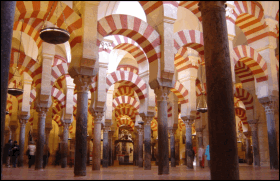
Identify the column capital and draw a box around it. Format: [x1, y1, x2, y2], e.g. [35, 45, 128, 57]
[247, 119, 258, 132]
[35, 106, 49, 117]
[181, 118, 194, 128]
[73, 74, 93, 93]
[108, 130, 115, 137]
[92, 110, 104, 123]
[264, 18, 278, 34]
[198, 1, 227, 12]
[103, 126, 110, 134]
[19, 119, 28, 125]
[168, 128, 176, 136]
[137, 127, 144, 136]
[62, 122, 71, 130]
[243, 131, 251, 138]
[154, 86, 170, 102]
[195, 127, 204, 137]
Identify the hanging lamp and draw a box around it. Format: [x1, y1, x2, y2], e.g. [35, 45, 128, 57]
[197, 64, 208, 113]
[7, 20, 24, 96]
[40, 1, 70, 44]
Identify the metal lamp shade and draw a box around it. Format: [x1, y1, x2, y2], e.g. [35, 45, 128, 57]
[7, 88, 24, 96]
[197, 93, 208, 113]
[40, 27, 70, 44]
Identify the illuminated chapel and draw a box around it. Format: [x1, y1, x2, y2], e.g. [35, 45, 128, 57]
[1, 1, 279, 180]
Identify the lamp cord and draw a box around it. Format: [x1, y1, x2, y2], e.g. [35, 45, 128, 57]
[42, 1, 55, 29]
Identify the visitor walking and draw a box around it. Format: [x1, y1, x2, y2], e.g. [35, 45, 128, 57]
[198, 147, 205, 168]
[4, 139, 13, 168]
[27, 141, 36, 168]
[205, 144, 210, 168]
[11, 140, 20, 168]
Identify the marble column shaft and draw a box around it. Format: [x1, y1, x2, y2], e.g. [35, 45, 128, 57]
[138, 126, 144, 168]
[134, 133, 139, 166]
[18, 119, 28, 167]
[61, 123, 70, 168]
[175, 138, 180, 165]
[262, 101, 279, 169]
[198, 1, 239, 179]
[169, 129, 176, 167]
[248, 120, 260, 166]
[1, 1, 16, 179]
[102, 127, 110, 168]
[35, 107, 48, 170]
[144, 117, 152, 170]
[92, 110, 103, 170]
[155, 86, 170, 175]
[73, 75, 91, 176]
[108, 131, 114, 166]
[183, 120, 194, 169]
[245, 137, 252, 165]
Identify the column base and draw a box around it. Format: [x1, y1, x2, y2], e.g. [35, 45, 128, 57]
[74, 171, 86, 176]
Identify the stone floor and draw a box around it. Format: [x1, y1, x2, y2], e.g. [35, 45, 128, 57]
[2, 163, 279, 180]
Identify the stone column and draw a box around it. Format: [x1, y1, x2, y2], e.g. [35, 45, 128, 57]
[61, 123, 70, 168]
[259, 99, 279, 169]
[18, 118, 28, 167]
[4, 128, 11, 145]
[154, 86, 170, 175]
[243, 131, 252, 165]
[87, 136, 91, 166]
[35, 107, 48, 170]
[108, 130, 114, 166]
[198, 1, 239, 179]
[138, 124, 144, 168]
[142, 116, 153, 170]
[175, 137, 180, 166]
[196, 127, 204, 167]
[248, 119, 260, 166]
[92, 110, 103, 170]
[9, 125, 17, 142]
[134, 130, 139, 166]
[182, 119, 194, 169]
[73, 75, 92, 176]
[169, 128, 176, 167]
[1, 1, 16, 179]
[102, 126, 110, 168]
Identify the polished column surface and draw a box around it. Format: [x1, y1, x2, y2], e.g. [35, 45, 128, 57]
[61, 123, 70, 168]
[138, 125, 144, 168]
[248, 120, 260, 167]
[182, 119, 194, 169]
[108, 130, 114, 166]
[169, 128, 176, 167]
[155, 86, 170, 175]
[243, 132, 252, 165]
[73, 75, 92, 176]
[198, 1, 239, 179]
[143, 116, 153, 170]
[102, 127, 110, 168]
[35, 107, 48, 170]
[1, 1, 16, 179]
[18, 119, 28, 167]
[260, 100, 279, 170]
[92, 111, 103, 170]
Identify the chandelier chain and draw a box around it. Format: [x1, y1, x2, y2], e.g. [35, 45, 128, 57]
[42, 1, 55, 29]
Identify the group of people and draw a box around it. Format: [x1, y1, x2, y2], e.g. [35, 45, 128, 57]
[3, 139, 50, 168]
[3, 139, 20, 168]
[196, 144, 210, 168]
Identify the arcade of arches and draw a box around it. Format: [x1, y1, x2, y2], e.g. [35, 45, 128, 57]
[1, 1, 279, 180]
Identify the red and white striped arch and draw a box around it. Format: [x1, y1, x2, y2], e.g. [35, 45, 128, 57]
[51, 87, 66, 108]
[52, 100, 62, 115]
[196, 79, 207, 96]
[235, 61, 254, 83]
[179, 1, 201, 21]
[231, 1, 272, 44]
[30, 88, 36, 106]
[114, 42, 147, 66]
[116, 119, 134, 131]
[106, 70, 147, 100]
[151, 119, 157, 131]
[170, 80, 188, 104]
[52, 114, 63, 127]
[174, 47, 201, 73]
[51, 63, 69, 86]
[15, 1, 83, 52]
[53, 55, 68, 67]
[232, 45, 268, 82]
[174, 29, 204, 55]
[117, 64, 139, 75]
[234, 88, 254, 110]
[114, 104, 139, 120]
[276, 10, 279, 39]
[139, 1, 178, 16]
[113, 96, 140, 110]
[10, 49, 41, 87]
[113, 86, 135, 99]
[97, 14, 161, 65]
[235, 107, 249, 132]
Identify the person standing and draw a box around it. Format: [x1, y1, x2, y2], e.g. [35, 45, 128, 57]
[4, 139, 13, 168]
[43, 144, 50, 168]
[198, 147, 205, 168]
[27, 141, 36, 168]
[11, 141, 20, 168]
[205, 145, 210, 168]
